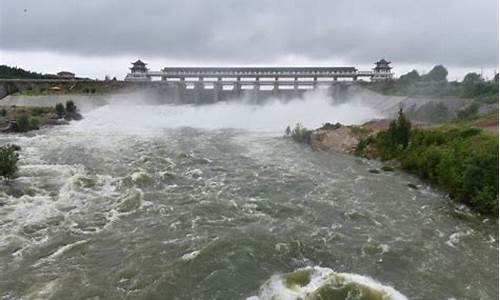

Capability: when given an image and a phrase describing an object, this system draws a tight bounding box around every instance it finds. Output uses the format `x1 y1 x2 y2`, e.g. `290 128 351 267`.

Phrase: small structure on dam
123 59 393 103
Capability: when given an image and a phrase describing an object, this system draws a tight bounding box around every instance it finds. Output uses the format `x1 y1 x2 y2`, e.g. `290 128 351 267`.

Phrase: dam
123 59 394 103
0 59 393 104
125 59 394 83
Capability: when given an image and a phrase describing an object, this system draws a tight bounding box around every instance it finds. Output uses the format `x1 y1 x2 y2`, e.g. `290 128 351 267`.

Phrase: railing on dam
154 67 360 78
0 77 358 104
126 67 383 83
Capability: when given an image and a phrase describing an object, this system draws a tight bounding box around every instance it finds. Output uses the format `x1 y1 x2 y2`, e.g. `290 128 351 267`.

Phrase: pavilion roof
375 59 391 65
132 59 147 65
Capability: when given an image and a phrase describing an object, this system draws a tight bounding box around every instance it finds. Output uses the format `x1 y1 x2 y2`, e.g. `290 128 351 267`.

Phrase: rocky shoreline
309 119 389 155
293 111 499 216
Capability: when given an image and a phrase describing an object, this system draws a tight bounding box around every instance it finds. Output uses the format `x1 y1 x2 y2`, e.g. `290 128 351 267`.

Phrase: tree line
368 65 498 104
0 65 58 80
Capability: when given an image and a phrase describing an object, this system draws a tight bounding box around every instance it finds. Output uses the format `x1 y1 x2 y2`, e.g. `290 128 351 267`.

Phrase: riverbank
0 101 82 133
288 111 499 216
0 103 497 299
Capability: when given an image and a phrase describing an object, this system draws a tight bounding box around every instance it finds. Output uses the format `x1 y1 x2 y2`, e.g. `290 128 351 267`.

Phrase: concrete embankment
0 95 109 112
0 91 172 112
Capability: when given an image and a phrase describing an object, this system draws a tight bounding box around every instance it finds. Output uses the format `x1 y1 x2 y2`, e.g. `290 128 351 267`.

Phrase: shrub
355 135 375 156
0 144 20 179
288 123 312 144
31 107 44 116
357 119 498 215
65 100 76 113
320 122 342 130
55 103 65 118
14 115 40 132
457 103 479 120
425 134 494 213
0 108 6 117
29 117 40 130
389 107 412 149
363 109 413 160
15 115 30 132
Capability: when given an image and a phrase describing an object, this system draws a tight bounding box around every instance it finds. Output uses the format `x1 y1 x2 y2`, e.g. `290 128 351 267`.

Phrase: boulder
309 126 360 154
64 111 83 121
1 121 17 133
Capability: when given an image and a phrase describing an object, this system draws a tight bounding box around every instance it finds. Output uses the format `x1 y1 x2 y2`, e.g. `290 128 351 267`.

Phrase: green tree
461 72 483 97
423 65 448 82
463 72 482 86
29 117 40 130
65 100 76 113
399 69 420 85
15 115 30 132
0 145 19 179
55 103 65 118
287 123 312 144
389 107 412 149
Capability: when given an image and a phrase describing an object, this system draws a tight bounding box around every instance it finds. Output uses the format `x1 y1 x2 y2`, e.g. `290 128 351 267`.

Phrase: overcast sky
0 0 498 80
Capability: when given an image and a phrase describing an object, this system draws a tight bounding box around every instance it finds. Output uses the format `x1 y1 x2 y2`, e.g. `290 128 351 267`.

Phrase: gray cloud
1 0 498 68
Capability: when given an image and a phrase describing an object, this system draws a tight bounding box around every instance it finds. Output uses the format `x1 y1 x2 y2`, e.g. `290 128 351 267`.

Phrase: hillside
0 65 57 80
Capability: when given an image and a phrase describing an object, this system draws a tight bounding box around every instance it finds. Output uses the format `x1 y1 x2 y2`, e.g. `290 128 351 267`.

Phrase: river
0 94 497 299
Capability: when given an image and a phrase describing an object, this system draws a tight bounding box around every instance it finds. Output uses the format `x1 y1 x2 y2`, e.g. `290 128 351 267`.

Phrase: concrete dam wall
0 79 353 104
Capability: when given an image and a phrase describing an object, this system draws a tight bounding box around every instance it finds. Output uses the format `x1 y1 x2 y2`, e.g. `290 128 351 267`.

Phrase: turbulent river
0 94 498 299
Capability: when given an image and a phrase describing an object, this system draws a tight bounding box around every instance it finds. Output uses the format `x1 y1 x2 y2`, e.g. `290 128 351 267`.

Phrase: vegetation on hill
365 65 499 105
357 109 498 216
0 65 57 80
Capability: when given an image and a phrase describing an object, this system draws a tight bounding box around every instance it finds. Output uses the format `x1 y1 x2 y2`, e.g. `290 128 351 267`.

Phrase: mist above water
69 89 383 135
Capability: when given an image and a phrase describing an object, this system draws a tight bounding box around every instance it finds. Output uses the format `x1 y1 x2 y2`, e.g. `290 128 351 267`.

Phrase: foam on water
0 92 497 299
65 89 382 136
249 266 407 300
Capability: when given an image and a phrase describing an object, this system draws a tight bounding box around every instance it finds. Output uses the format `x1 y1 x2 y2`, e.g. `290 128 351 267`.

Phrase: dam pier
123 59 393 103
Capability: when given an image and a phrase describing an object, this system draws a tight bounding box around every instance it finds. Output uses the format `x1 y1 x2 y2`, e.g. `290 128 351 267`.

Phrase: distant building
57 71 75 79
125 60 151 81
372 59 393 81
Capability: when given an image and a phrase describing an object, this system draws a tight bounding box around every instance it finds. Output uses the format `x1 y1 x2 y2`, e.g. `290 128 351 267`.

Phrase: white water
249 266 408 300
0 92 497 299
67 89 383 135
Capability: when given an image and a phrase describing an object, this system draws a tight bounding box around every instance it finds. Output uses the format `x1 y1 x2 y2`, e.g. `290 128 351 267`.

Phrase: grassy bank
0 106 53 132
13 81 117 96
0 100 82 133
357 110 498 216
